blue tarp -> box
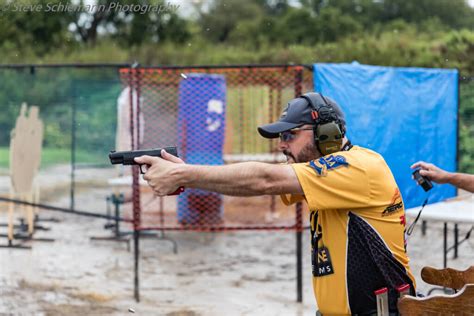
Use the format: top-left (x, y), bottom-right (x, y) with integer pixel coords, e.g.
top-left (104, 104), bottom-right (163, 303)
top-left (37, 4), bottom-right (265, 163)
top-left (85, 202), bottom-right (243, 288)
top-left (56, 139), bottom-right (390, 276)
top-left (313, 62), bottom-right (458, 208)
top-left (177, 74), bottom-right (226, 224)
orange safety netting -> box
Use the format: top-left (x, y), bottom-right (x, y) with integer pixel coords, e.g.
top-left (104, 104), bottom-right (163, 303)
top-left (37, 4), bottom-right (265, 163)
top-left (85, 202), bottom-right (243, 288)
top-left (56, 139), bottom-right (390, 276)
top-left (119, 65), bottom-right (313, 232)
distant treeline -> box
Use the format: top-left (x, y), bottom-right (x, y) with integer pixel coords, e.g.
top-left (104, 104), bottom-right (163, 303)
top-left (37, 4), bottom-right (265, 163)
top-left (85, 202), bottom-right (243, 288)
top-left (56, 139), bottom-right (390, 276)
top-left (0, 0), bottom-right (473, 72)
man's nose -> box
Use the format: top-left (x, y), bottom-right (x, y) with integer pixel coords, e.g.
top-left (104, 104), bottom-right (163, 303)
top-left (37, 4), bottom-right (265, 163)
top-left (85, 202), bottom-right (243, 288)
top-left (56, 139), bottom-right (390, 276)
top-left (278, 140), bottom-right (288, 151)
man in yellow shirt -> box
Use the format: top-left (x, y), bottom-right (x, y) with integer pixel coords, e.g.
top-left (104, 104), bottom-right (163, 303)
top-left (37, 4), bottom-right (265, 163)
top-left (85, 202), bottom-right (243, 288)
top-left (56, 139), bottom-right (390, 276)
top-left (136, 92), bottom-right (416, 315)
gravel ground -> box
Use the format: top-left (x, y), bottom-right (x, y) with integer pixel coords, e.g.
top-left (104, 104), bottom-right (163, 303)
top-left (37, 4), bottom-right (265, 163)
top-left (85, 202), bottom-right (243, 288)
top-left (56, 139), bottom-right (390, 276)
top-left (0, 166), bottom-right (473, 315)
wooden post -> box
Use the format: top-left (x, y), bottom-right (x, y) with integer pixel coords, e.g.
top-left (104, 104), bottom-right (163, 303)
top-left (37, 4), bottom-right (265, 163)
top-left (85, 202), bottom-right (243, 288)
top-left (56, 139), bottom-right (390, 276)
top-left (7, 190), bottom-right (14, 245)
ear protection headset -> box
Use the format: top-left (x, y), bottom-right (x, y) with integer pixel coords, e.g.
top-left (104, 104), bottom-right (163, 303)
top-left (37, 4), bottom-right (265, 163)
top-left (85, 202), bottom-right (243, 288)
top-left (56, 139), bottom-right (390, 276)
top-left (300, 92), bottom-right (345, 156)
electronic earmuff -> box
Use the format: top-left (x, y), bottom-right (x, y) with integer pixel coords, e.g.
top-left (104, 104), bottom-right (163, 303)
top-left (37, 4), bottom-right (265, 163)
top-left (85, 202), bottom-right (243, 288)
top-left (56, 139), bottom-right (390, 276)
top-left (300, 92), bottom-right (345, 156)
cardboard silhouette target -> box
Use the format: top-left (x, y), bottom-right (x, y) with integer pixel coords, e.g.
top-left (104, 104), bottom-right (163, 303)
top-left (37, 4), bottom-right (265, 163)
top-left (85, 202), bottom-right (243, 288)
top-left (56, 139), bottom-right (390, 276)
top-left (8, 103), bottom-right (43, 240)
top-left (116, 86), bottom-right (144, 152)
top-left (115, 87), bottom-right (144, 178)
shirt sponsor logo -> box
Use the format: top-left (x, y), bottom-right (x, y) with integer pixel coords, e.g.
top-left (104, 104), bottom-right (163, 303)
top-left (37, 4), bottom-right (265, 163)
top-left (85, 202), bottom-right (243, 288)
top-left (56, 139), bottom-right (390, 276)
top-left (309, 155), bottom-right (349, 176)
top-left (382, 188), bottom-right (404, 216)
top-left (312, 246), bottom-right (334, 277)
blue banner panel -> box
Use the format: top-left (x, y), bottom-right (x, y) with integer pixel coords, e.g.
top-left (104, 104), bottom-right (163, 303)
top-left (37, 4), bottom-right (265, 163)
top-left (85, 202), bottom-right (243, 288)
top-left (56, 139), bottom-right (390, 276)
top-left (313, 63), bottom-right (458, 208)
top-left (177, 74), bottom-right (226, 224)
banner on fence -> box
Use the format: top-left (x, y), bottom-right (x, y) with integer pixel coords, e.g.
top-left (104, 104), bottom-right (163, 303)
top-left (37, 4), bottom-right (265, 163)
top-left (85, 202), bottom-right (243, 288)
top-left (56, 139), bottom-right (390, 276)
top-left (177, 74), bottom-right (226, 225)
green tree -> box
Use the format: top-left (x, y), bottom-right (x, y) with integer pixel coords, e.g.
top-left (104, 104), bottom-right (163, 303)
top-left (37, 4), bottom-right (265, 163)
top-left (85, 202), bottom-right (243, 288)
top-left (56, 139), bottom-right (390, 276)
top-left (276, 8), bottom-right (316, 44)
top-left (314, 7), bottom-right (362, 42)
top-left (254, 0), bottom-right (290, 16)
top-left (199, 0), bottom-right (264, 43)
top-left (459, 79), bottom-right (474, 173)
top-left (69, 0), bottom-right (189, 46)
top-left (303, 0), bottom-right (474, 31)
top-left (112, 0), bottom-right (190, 46)
top-left (0, 0), bottom-right (74, 55)
top-left (380, 0), bottom-right (473, 29)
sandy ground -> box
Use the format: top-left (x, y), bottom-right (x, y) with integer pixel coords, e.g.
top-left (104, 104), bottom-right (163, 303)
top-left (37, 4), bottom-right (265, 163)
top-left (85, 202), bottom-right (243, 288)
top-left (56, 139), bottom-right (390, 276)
top-left (0, 166), bottom-right (473, 315)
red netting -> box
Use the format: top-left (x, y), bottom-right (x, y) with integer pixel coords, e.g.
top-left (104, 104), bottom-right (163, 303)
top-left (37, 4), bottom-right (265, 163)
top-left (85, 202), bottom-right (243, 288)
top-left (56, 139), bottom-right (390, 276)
top-left (119, 66), bottom-right (313, 232)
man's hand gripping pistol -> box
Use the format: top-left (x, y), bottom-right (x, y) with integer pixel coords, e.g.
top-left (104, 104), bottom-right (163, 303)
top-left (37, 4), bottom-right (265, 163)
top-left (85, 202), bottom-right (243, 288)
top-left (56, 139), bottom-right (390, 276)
top-left (108, 146), bottom-right (185, 195)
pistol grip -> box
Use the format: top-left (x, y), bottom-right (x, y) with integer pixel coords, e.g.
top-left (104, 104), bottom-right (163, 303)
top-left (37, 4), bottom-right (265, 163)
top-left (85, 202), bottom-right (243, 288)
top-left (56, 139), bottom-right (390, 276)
top-left (168, 186), bottom-right (185, 196)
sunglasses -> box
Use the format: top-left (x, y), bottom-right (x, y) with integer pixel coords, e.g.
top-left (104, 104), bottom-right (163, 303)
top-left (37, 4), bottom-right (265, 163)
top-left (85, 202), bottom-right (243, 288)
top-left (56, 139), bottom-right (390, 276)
top-left (279, 128), bottom-right (313, 142)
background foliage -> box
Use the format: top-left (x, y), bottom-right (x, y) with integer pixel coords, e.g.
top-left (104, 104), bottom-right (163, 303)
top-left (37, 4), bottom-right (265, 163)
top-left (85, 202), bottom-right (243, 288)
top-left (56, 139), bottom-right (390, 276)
top-left (0, 0), bottom-right (472, 172)
top-left (0, 0), bottom-right (473, 71)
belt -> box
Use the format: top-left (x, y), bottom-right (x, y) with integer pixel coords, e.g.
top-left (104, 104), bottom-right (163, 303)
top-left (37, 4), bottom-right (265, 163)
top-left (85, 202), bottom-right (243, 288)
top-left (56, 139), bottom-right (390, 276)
top-left (316, 311), bottom-right (399, 316)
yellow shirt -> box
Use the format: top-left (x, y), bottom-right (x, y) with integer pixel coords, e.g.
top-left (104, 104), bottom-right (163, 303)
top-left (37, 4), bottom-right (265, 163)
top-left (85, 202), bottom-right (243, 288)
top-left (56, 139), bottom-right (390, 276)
top-left (282, 146), bottom-right (415, 315)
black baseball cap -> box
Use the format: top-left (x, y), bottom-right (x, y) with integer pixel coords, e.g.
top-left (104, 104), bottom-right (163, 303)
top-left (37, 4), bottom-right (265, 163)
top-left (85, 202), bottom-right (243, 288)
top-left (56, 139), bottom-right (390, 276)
top-left (258, 93), bottom-right (346, 139)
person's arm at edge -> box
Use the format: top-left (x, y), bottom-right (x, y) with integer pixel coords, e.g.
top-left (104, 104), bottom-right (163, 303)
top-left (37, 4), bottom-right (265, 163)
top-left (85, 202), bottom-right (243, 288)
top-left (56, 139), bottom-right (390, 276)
top-left (443, 172), bottom-right (474, 193)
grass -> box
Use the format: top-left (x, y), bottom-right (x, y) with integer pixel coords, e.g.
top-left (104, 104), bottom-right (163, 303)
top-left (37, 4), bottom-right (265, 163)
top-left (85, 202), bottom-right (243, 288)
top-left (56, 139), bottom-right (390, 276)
top-left (0, 147), bottom-right (108, 169)
top-left (0, 147), bottom-right (8, 168)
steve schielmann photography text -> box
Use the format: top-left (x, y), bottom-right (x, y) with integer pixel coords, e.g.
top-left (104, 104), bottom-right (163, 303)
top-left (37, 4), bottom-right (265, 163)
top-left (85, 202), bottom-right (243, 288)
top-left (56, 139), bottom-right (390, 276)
top-left (2, 2), bottom-right (180, 15)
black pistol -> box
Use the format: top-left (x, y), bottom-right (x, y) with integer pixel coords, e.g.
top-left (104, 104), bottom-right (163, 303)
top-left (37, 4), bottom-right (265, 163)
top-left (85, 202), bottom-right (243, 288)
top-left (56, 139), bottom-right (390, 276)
top-left (412, 169), bottom-right (433, 192)
top-left (109, 146), bottom-right (184, 195)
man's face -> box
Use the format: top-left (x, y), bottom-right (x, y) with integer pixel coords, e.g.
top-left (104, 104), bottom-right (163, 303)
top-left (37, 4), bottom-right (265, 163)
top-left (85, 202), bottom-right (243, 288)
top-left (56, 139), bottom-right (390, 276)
top-left (278, 124), bottom-right (320, 163)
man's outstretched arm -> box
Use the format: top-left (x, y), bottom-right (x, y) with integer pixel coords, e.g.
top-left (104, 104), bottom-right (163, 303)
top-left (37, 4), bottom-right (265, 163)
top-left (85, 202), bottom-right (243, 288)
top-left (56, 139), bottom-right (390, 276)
top-left (135, 150), bottom-right (303, 196)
